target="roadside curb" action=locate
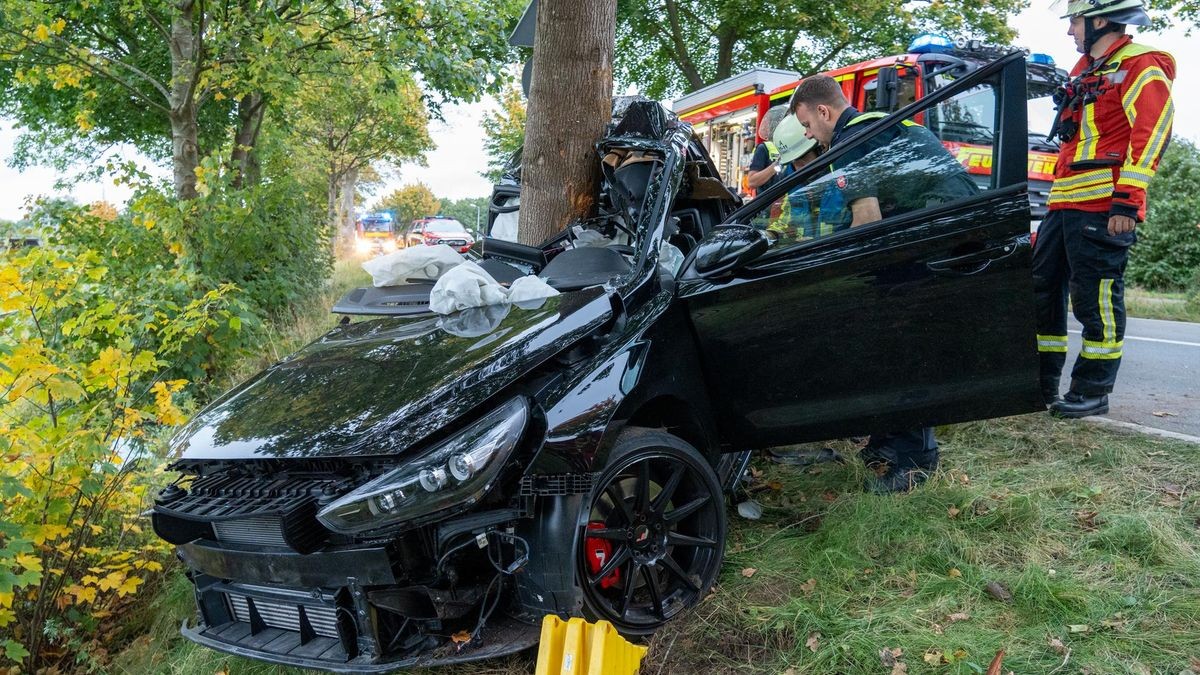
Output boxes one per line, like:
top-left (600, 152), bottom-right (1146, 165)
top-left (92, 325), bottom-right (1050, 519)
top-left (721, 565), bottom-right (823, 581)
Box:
top-left (1085, 416), bottom-right (1200, 445)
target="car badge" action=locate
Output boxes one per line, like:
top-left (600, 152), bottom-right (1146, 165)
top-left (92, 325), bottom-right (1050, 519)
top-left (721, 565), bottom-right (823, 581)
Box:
top-left (836, 175), bottom-right (848, 190)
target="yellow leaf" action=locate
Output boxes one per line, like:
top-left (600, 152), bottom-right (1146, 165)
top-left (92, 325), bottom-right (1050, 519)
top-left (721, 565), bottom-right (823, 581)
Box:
top-left (50, 18), bottom-right (66, 34)
top-left (31, 523), bottom-right (71, 545)
top-left (0, 607), bottom-right (14, 627)
top-left (88, 524), bottom-right (104, 535)
top-left (82, 575), bottom-right (99, 585)
top-left (97, 571), bottom-right (124, 592)
top-left (116, 575), bottom-right (142, 597)
top-left (67, 584), bottom-right (98, 604)
top-left (16, 553), bottom-right (42, 573)
top-left (948, 568), bottom-right (963, 578)
top-left (0, 591), bottom-right (12, 608)
top-left (34, 24), bottom-right (51, 41)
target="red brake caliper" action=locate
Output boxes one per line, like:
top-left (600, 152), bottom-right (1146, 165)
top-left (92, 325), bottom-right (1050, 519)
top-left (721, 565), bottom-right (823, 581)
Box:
top-left (586, 521), bottom-right (621, 589)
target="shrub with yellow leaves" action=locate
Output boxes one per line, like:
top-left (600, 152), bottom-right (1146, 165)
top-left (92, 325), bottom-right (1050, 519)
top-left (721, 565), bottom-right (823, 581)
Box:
top-left (0, 242), bottom-right (236, 670)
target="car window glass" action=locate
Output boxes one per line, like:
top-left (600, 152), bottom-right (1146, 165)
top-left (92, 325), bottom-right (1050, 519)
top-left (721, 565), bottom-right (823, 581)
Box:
top-left (748, 78), bottom-right (998, 250)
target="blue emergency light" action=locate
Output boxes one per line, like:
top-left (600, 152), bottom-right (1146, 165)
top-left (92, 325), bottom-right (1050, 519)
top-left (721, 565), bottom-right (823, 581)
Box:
top-left (908, 33), bottom-right (955, 54)
top-left (1028, 52), bottom-right (1056, 66)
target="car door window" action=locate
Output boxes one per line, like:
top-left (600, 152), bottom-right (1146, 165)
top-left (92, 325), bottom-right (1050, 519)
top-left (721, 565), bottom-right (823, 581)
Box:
top-left (747, 78), bottom-right (1001, 250)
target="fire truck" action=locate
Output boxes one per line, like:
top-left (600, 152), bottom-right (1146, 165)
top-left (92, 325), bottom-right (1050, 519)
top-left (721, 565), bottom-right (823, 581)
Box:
top-left (671, 34), bottom-right (1067, 222)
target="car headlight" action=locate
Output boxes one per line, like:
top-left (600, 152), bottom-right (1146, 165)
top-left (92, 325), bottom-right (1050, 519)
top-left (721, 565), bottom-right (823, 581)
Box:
top-left (355, 239), bottom-right (372, 254)
top-left (316, 397), bottom-right (529, 534)
top-left (382, 239), bottom-right (398, 252)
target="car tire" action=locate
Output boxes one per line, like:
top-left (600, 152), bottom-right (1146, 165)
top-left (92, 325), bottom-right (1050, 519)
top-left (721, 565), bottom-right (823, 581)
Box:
top-left (577, 427), bottom-right (726, 636)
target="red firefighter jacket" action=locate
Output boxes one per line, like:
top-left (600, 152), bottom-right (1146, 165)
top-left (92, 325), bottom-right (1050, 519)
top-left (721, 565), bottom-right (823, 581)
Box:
top-left (1048, 35), bottom-right (1175, 221)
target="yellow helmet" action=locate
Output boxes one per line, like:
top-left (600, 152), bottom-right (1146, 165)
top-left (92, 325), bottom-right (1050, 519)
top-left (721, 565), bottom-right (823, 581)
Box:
top-left (773, 114), bottom-right (819, 165)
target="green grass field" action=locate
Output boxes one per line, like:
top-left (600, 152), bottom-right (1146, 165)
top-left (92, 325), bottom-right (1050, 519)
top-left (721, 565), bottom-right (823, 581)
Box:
top-left (1125, 287), bottom-right (1200, 324)
top-left (112, 413), bottom-right (1200, 675)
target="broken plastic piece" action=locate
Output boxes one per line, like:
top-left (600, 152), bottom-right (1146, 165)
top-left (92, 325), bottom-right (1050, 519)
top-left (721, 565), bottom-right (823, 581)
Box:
top-left (534, 615), bottom-right (647, 675)
top-left (362, 245), bottom-right (464, 287)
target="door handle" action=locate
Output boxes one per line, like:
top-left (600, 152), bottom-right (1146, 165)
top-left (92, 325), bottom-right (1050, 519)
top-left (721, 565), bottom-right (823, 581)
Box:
top-left (926, 243), bottom-right (1018, 277)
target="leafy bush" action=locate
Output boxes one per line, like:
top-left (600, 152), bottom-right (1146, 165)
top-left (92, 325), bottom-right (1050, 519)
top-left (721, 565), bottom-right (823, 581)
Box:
top-left (156, 157), bottom-right (334, 322)
top-left (0, 241), bottom-right (237, 671)
top-left (1128, 138), bottom-right (1200, 291)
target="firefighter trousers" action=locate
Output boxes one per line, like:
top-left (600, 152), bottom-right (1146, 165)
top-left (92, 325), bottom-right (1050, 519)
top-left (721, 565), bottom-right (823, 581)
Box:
top-left (1033, 210), bottom-right (1132, 397)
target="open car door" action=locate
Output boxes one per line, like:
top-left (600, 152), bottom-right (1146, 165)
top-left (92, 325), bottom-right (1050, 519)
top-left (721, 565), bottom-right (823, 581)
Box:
top-left (680, 52), bottom-right (1043, 448)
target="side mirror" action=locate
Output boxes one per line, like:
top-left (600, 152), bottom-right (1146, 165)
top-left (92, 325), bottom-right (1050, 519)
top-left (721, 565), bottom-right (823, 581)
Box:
top-left (692, 225), bottom-right (769, 276)
top-left (874, 67), bottom-right (899, 112)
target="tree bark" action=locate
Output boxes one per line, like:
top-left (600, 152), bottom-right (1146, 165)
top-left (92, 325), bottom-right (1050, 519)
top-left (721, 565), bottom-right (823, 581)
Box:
top-left (327, 165), bottom-right (341, 252)
top-left (337, 166), bottom-right (358, 250)
top-left (169, 0), bottom-right (201, 201)
top-left (517, 0), bottom-right (616, 246)
top-left (231, 92), bottom-right (266, 189)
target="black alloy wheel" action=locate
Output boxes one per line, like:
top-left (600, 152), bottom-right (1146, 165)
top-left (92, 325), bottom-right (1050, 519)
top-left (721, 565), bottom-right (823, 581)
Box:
top-left (578, 428), bottom-right (726, 635)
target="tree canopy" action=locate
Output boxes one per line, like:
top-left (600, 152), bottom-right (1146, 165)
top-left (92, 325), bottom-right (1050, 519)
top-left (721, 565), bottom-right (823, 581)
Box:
top-left (615, 0), bottom-right (1024, 99)
top-left (375, 183), bottom-right (441, 227)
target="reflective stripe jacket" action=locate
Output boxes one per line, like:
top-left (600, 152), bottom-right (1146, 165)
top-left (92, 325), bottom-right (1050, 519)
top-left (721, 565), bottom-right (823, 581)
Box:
top-left (1049, 35), bottom-right (1176, 221)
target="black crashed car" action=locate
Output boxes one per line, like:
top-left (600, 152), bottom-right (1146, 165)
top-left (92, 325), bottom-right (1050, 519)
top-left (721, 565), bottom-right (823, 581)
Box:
top-left (152, 52), bottom-right (1043, 672)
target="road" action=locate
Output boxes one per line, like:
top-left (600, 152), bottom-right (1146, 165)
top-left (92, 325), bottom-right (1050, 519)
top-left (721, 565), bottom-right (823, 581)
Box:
top-left (1064, 316), bottom-right (1200, 438)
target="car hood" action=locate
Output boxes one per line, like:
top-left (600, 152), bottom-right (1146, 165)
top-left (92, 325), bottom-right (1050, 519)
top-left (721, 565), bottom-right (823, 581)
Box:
top-left (171, 287), bottom-right (612, 460)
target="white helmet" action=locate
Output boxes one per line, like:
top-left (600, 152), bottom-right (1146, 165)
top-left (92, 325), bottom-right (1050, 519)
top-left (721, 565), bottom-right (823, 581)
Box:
top-left (773, 115), bottom-right (819, 165)
top-left (1057, 0), bottom-right (1150, 25)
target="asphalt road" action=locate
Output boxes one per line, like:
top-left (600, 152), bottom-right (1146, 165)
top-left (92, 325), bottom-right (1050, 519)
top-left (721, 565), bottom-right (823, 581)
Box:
top-left (1063, 316), bottom-right (1200, 438)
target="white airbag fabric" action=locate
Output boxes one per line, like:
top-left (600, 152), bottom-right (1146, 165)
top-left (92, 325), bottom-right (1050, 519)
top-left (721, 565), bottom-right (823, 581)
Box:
top-left (362, 245), bottom-right (464, 287)
top-left (429, 261), bottom-right (560, 315)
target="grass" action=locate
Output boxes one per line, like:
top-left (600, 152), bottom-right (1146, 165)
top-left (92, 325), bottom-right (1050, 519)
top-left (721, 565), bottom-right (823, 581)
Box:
top-left (1125, 286), bottom-right (1200, 323)
top-left (112, 412), bottom-right (1200, 675)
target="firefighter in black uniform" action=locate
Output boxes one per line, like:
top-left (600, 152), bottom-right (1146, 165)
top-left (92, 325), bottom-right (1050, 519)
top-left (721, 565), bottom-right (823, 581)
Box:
top-left (1036, 0), bottom-right (1175, 417)
top-left (787, 74), bottom-right (977, 493)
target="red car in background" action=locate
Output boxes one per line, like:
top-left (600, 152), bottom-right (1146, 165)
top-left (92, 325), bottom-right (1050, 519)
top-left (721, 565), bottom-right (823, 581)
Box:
top-left (404, 216), bottom-right (475, 253)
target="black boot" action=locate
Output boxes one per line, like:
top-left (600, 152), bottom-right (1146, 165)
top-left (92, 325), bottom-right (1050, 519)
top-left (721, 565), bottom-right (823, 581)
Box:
top-left (1049, 391), bottom-right (1108, 418)
top-left (864, 462), bottom-right (936, 495)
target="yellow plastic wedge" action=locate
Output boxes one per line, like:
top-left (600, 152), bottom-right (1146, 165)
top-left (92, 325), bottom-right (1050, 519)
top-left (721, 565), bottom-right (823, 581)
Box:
top-left (534, 615), bottom-right (648, 674)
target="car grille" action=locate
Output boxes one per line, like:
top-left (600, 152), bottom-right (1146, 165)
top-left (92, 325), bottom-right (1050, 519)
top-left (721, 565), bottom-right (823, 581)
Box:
top-left (153, 472), bottom-right (356, 552)
top-left (226, 586), bottom-right (340, 639)
top-left (211, 516), bottom-right (289, 548)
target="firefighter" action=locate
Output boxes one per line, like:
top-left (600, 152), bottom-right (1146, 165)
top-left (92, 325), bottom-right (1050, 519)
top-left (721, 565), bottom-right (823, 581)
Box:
top-left (765, 114), bottom-right (822, 241)
top-left (747, 107), bottom-right (789, 191)
top-left (1036, 0), bottom-right (1174, 417)
top-left (787, 74), bottom-right (975, 493)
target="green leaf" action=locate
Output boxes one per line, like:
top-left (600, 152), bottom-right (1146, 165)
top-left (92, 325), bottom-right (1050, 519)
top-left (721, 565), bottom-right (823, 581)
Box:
top-left (2, 639), bottom-right (30, 662)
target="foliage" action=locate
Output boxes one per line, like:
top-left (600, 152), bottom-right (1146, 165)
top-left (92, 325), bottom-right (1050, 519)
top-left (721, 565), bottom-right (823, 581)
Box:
top-left (615, 0), bottom-right (1024, 99)
top-left (0, 237), bottom-right (239, 671)
top-left (0, 0), bottom-right (524, 198)
top-left (375, 184), bottom-right (441, 227)
top-left (282, 46), bottom-right (433, 249)
top-left (1128, 138), bottom-right (1200, 290)
top-left (481, 84), bottom-right (526, 183)
top-left (438, 197), bottom-right (490, 236)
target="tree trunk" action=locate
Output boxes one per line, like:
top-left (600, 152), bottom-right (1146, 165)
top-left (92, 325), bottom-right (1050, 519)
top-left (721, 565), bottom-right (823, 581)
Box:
top-left (327, 166), bottom-right (341, 253)
top-left (337, 166), bottom-right (358, 250)
top-left (169, 0), bottom-right (201, 201)
top-left (517, 0), bottom-right (616, 246)
top-left (231, 92), bottom-right (266, 189)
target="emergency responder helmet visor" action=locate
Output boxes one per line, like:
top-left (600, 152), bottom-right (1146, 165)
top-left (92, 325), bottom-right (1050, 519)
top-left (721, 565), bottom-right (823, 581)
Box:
top-left (1055, 0), bottom-right (1150, 24)
top-left (773, 115), bottom-right (819, 165)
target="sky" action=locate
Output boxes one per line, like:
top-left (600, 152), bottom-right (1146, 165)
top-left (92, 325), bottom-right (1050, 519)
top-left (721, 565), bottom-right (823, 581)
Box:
top-left (2, 5), bottom-right (1197, 222)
